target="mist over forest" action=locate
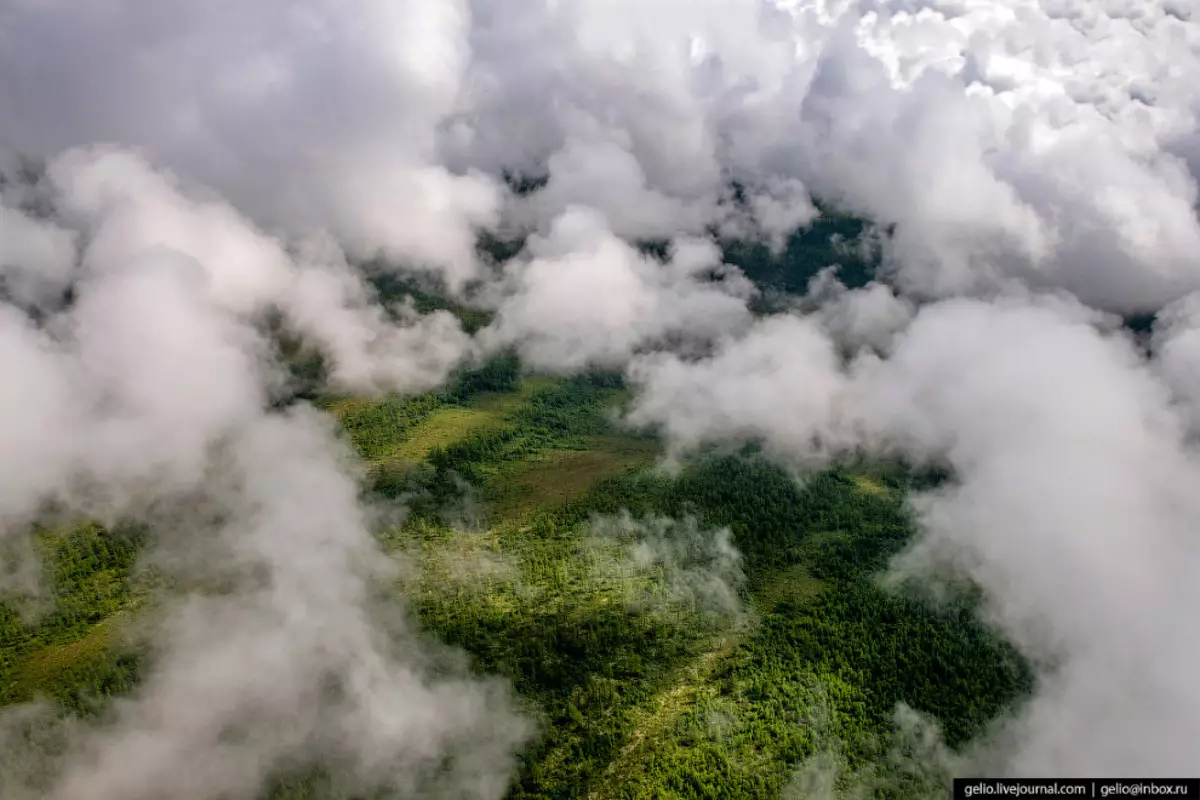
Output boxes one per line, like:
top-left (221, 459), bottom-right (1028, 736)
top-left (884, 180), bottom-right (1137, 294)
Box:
top-left (1, 1), bottom-right (1198, 798)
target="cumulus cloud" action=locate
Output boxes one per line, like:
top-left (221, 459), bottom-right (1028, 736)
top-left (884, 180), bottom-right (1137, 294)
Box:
top-left (41, 411), bottom-right (528, 800)
top-left (285, 247), bottom-right (474, 395)
top-left (627, 312), bottom-right (853, 462)
top-left (1150, 292), bottom-right (1200, 431)
top-left (478, 206), bottom-right (755, 371)
top-left (0, 0), bottom-right (500, 290)
top-left (870, 299), bottom-right (1200, 776)
top-left (453, 0), bottom-right (1200, 311)
top-left (5, 0), bottom-right (1198, 308)
top-left (45, 146), bottom-right (473, 397)
top-left (806, 270), bottom-right (916, 354)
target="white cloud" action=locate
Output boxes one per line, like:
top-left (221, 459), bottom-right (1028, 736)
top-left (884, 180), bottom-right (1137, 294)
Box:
top-left (480, 206), bottom-right (754, 371)
top-left (0, 0), bottom-right (1199, 787)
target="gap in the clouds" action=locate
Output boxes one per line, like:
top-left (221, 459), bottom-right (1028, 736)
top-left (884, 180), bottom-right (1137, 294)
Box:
top-left (503, 171), bottom-right (551, 199)
top-left (292, 332), bottom-right (1030, 798)
top-left (721, 207), bottom-right (885, 313)
top-left (390, 440), bottom-right (1030, 799)
top-left (1121, 311), bottom-right (1161, 354)
top-left (308, 359), bottom-right (1029, 799)
top-left (369, 272), bottom-right (496, 334)
top-left (408, 170), bottom-right (894, 312)
top-left (0, 352), bottom-right (1034, 798)
top-left (339, 175), bottom-right (896, 350)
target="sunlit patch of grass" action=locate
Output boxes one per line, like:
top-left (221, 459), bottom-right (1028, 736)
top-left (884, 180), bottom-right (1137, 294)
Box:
top-left (468, 376), bottom-right (562, 414)
top-left (319, 395), bottom-right (378, 419)
top-left (329, 378), bottom-right (567, 469)
top-left (329, 393), bottom-right (445, 462)
top-left (396, 377), bottom-right (571, 463)
top-left (12, 616), bottom-right (120, 699)
top-left (849, 475), bottom-right (891, 497)
top-left (488, 438), bottom-right (661, 522)
top-left (387, 377), bottom-right (575, 465)
top-left (390, 407), bottom-right (508, 463)
top-left (753, 564), bottom-right (826, 615)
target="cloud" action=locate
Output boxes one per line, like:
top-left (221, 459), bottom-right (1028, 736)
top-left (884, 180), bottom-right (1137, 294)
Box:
top-left (0, 0), bottom-right (1199, 788)
top-left (445, 0), bottom-right (1200, 313)
top-left (626, 312), bottom-right (853, 462)
top-left (47, 146), bottom-right (472, 396)
top-left (5, 0), bottom-right (1198, 309)
top-left (1150, 292), bottom-right (1200, 431)
top-left (806, 271), bottom-right (916, 354)
top-left (478, 206), bottom-right (754, 371)
top-left (0, 0), bottom-right (499, 290)
top-left (858, 298), bottom-right (1200, 775)
top-left (285, 246), bottom-right (474, 395)
top-left (0, 198), bottom-right (77, 309)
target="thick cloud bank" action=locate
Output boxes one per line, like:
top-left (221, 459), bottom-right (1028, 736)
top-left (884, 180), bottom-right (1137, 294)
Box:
top-left (0, 0), bottom-right (498, 290)
top-left (6, 0), bottom-right (1197, 310)
top-left (1, 0), bottom-right (1199, 791)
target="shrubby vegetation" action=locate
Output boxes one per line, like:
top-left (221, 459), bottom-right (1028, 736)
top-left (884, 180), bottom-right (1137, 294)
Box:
top-left (0, 523), bottom-right (144, 716)
top-left (374, 369), bottom-right (638, 505)
top-left (440, 351), bottom-right (523, 402)
top-left (457, 453), bottom-right (1030, 799)
top-left (371, 272), bottom-right (495, 333)
top-left (357, 373), bottom-right (1029, 798)
top-left (720, 204), bottom-right (886, 307)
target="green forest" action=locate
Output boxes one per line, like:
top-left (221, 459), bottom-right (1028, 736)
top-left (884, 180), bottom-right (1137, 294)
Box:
top-left (0, 227), bottom-right (1034, 798)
